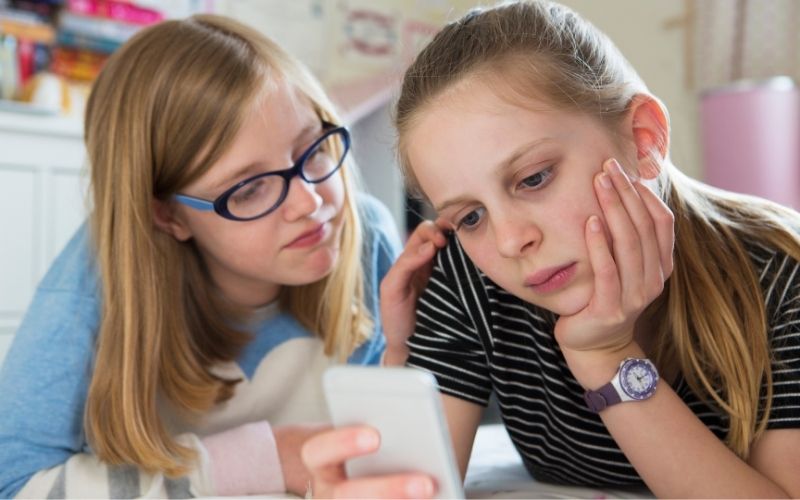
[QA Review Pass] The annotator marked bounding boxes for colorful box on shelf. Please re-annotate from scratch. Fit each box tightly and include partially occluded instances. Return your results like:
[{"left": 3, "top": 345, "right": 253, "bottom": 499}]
[
  {"left": 67, "top": 0, "right": 164, "bottom": 25},
  {"left": 0, "top": 16, "right": 56, "bottom": 44}
]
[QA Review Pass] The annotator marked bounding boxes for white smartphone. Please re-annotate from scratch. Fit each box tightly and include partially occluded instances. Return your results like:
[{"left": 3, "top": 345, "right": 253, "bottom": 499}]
[{"left": 323, "top": 366, "right": 464, "bottom": 499}]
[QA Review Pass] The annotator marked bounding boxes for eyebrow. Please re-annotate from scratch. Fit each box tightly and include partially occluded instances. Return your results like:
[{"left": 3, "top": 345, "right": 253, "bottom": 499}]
[
  {"left": 210, "top": 121, "right": 322, "bottom": 192},
  {"left": 433, "top": 137, "right": 554, "bottom": 213}
]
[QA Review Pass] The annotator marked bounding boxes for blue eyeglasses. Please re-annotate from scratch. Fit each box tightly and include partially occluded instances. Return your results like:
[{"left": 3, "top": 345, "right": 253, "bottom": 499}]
[{"left": 174, "top": 122, "right": 350, "bottom": 221}]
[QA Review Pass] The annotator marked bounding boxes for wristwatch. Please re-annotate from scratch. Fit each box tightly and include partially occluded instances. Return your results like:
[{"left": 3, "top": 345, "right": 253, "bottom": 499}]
[{"left": 583, "top": 357, "right": 659, "bottom": 413}]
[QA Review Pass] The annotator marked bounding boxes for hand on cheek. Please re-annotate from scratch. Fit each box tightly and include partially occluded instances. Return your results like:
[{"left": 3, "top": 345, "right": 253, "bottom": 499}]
[
  {"left": 301, "top": 425, "right": 436, "bottom": 499},
  {"left": 380, "top": 219, "right": 450, "bottom": 365},
  {"left": 554, "top": 158, "right": 674, "bottom": 363}
]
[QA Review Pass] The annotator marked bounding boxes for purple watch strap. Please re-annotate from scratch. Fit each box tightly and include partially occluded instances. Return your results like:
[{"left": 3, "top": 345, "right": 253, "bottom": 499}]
[{"left": 584, "top": 382, "right": 621, "bottom": 412}]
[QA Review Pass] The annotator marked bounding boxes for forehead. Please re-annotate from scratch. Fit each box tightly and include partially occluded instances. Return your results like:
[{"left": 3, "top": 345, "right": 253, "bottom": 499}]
[
  {"left": 249, "top": 78, "right": 318, "bottom": 128},
  {"left": 190, "top": 81, "right": 320, "bottom": 189},
  {"left": 405, "top": 77, "right": 589, "bottom": 201}
]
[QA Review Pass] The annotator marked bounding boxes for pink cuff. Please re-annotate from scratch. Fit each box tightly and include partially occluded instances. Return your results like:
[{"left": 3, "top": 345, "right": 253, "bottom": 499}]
[{"left": 202, "top": 421, "right": 286, "bottom": 495}]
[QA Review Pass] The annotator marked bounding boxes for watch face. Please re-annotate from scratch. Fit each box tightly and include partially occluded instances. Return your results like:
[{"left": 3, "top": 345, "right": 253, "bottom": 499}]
[{"left": 619, "top": 359, "right": 658, "bottom": 400}]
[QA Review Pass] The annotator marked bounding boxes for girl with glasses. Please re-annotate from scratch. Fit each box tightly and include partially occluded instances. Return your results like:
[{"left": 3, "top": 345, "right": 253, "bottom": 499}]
[
  {"left": 0, "top": 14, "right": 406, "bottom": 498},
  {"left": 304, "top": 1, "right": 800, "bottom": 497}
]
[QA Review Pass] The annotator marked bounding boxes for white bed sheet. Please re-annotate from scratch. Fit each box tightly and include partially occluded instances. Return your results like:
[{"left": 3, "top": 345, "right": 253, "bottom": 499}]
[{"left": 465, "top": 424, "right": 653, "bottom": 499}]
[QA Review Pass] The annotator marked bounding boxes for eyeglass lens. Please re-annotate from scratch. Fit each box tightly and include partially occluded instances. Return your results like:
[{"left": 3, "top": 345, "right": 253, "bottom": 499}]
[{"left": 225, "top": 130, "right": 345, "bottom": 219}]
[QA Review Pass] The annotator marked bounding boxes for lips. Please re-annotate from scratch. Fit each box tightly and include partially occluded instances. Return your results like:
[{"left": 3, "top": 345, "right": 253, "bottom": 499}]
[
  {"left": 524, "top": 262, "right": 576, "bottom": 287},
  {"left": 286, "top": 223, "right": 326, "bottom": 248}
]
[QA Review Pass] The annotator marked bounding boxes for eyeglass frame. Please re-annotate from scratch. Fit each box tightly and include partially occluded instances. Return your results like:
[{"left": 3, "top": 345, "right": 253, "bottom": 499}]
[{"left": 173, "top": 121, "right": 350, "bottom": 222}]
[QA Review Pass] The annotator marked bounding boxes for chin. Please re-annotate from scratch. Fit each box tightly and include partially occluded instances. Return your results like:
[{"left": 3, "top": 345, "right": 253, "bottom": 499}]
[
  {"left": 546, "top": 299, "right": 588, "bottom": 317},
  {"left": 298, "top": 247, "right": 340, "bottom": 285},
  {"left": 549, "top": 287, "right": 592, "bottom": 316},
  {"left": 516, "top": 284, "right": 592, "bottom": 317}
]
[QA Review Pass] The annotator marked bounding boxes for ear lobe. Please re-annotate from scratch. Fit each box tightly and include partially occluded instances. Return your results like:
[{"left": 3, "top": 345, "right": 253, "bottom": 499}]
[
  {"left": 152, "top": 199, "right": 193, "bottom": 242},
  {"left": 629, "top": 94, "right": 670, "bottom": 180}
]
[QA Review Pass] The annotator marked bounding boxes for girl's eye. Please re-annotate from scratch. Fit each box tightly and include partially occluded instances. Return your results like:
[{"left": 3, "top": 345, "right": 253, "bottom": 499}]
[
  {"left": 457, "top": 207, "right": 485, "bottom": 231},
  {"left": 231, "top": 179, "right": 264, "bottom": 204},
  {"left": 519, "top": 167, "right": 554, "bottom": 190}
]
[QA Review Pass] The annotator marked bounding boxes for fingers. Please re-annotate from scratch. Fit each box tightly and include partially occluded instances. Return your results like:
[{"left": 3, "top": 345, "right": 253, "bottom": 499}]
[
  {"left": 433, "top": 216, "right": 454, "bottom": 233},
  {"left": 607, "top": 159, "right": 663, "bottom": 299},
  {"left": 380, "top": 220, "right": 449, "bottom": 301},
  {"left": 595, "top": 159, "right": 672, "bottom": 307},
  {"left": 594, "top": 160, "right": 644, "bottom": 302},
  {"left": 407, "top": 220, "right": 448, "bottom": 248},
  {"left": 634, "top": 181, "right": 675, "bottom": 278},
  {"left": 301, "top": 426, "right": 379, "bottom": 484},
  {"left": 301, "top": 426, "right": 436, "bottom": 499},
  {"left": 332, "top": 474, "right": 436, "bottom": 499},
  {"left": 584, "top": 215, "right": 621, "bottom": 314}
]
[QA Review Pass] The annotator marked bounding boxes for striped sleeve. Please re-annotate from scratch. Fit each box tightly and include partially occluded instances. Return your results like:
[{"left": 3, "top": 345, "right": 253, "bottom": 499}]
[
  {"left": 761, "top": 252, "right": 800, "bottom": 428},
  {"left": 14, "top": 434, "right": 213, "bottom": 499},
  {"left": 406, "top": 237, "right": 493, "bottom": 406},
  {"left": 13, "top": 423, "right": 287, "bottom": 499}
]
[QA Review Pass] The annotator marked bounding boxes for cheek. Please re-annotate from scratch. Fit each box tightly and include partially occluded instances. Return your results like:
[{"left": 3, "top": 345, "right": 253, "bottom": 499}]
[
  {"left": 565, "top": 198, "right": 600, "bottom": 236},
  {"left": 457, "top": 237, "right": 499, "bottom": 279},
  {"left": 553, "top": 174, "right": 607, "bottom": 243},
  {"left": 577, "top": 191, "right": 615, "bottom": 247},
  {"left": 323, "top": 173, "right": 345, "bottom": 207},
  {"left": 537, "top": 185, "right": 599, "bottom": 249},
  {"left": 200, "top": 217, "right": 283, "bottom": 264}
]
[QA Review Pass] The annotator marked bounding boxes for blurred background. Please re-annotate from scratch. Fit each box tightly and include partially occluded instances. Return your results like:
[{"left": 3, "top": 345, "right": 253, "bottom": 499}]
[{"left": 1, "top": 0, "right": 799, "bottom": 365}]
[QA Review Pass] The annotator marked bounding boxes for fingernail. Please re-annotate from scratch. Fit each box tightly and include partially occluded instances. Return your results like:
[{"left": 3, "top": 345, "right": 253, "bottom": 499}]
[
  {"left": 406, "top": 477, "right": 434, "bottom": 498},
  {"left": 355, "top": 430, "right": 379, "bottom": 451},
  {"left": 606, "top": 158, "right": 622, "bottom": 173},
  {"left": 588, "top": 216, "right": 602, "bottom": 233},
  {"left": 418, "top": 241, "right": 433, "bottom": 254},
  {"left": 597, "top": 173, "right": 612, "bottom": 189}
]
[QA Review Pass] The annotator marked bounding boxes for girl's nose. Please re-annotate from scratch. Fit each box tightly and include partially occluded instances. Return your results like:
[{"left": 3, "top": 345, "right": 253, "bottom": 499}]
[
  {"left": 494, "top": 213, "right": 541, "bottom": 258},
  {"left": 281, "top": 176, "right": 323, "bottom": 221}
]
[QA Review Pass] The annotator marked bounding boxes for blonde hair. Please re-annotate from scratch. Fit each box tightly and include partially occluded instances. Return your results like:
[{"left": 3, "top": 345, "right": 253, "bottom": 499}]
[
  {"left": 85, "top": 14, "right": 371, "bottom": 475},
  {"left": 396, "top": 0, "right": 800, "bottom": 459}
]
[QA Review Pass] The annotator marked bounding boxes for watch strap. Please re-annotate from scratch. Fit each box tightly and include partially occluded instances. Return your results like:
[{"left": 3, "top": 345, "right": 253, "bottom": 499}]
[{"left": 583, "top": 381, "right": 622, "bottom": 413}]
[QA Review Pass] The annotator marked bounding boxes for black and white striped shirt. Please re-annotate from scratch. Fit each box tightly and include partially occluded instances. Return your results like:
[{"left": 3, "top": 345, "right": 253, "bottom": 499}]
[{"left": 406, "top": 236, "right": 800, "bottom": 486}]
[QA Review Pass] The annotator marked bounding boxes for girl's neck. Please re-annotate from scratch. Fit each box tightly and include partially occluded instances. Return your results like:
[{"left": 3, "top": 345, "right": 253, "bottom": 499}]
[
  {"left": 251, "top": 299, "right": 281, "bottom": 324},
  {"left": 210, "top": 267, "right": 282, "bottom": 309}
]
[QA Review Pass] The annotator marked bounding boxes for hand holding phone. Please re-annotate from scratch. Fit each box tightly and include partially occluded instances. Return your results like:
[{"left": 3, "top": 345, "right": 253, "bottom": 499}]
[{"left": 322, "top": 366, "right": 464, "bottom": 499}]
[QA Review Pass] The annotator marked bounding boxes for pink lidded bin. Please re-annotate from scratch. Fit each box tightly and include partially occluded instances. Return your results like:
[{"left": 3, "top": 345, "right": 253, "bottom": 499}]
[{"left": 700, "top": 76, "right": 800, "bottom": 209}]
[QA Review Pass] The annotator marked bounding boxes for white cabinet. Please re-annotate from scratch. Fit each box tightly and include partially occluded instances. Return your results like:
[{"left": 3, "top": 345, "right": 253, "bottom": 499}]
[{"left": 0, "top": 110, "right": 88, "bottom": 366}]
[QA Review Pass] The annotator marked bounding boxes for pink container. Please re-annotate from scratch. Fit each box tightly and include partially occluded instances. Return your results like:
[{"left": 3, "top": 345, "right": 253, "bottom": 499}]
[{"left": 700, "top": 77, "right": 800, "bottom": 209}]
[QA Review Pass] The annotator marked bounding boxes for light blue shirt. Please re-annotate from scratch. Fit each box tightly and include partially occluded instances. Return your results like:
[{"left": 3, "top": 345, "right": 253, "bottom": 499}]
[{"left": 0, "top": 194, "right": 402, "bottom": 498}]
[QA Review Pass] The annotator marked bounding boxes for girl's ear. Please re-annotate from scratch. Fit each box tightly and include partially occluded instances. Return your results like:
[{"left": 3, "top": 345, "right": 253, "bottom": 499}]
[
  {"left": 152, "top": 199, "right": 193, "bottom": 242},
  {"left": 627, "top": 94, "right": 670, "bottom": 180}
]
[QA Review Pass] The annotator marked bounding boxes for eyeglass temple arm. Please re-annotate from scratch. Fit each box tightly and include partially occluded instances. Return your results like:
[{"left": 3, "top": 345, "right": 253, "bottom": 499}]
[{"left": 174, "top": 194, "right": 215, "bottom": 211}]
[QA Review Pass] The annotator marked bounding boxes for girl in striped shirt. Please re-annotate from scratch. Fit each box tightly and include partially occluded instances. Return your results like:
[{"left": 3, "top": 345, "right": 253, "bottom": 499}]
[{"left": 304, "top": 1, "right": 800, "bottom": 497}]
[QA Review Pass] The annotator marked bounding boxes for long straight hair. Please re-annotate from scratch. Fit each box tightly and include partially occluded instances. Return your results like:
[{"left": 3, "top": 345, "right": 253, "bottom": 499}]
[
  {"left": 395, "top": 0, "right": 800, "bottom": 459},
  {"left": 85, "top": 15, "right": 371, "bottom": 475}
]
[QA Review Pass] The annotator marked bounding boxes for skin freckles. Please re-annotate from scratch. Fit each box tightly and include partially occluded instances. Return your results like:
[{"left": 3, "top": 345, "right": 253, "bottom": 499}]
[
  {"left": 170, "top": 81, "right": 346, "bottom": 308},
  {"left": 406, "top": 76, "right": 633, "bottom": 316}
]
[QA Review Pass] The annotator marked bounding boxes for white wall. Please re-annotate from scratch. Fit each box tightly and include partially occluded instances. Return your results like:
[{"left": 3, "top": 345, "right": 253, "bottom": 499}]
[
  {"left": 560, "top": 0, "right": 701, "bottom": 180},
  {"left": 350, "top": 103, "right": 406, "bottom": 233}
]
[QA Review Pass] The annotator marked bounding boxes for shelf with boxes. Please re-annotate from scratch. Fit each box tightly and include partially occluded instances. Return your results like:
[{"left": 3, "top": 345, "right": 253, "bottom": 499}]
[{"left": 0, "top": 0, "right": 163, "bottom": 115}]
